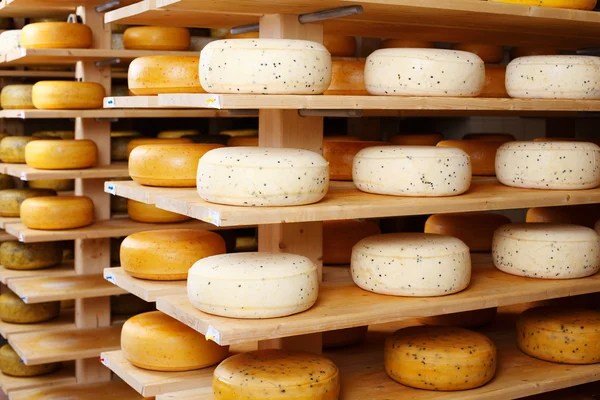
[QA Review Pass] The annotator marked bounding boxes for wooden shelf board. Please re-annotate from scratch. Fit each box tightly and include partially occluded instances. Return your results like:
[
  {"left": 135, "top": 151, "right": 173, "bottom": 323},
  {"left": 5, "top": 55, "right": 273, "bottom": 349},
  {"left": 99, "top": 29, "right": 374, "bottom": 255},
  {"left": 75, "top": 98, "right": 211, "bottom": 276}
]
[
  {"left": 10, "top": 379, "right": 142, "bottom": 400},
  {"left": 0, "top": 0, "right": 139, "bottom": 17},
  {"left": 0, "top": 308, "right": 74, "bottom": 340},
  {"left": 0, "top": 261, "right": 74, "bottom": 284},
  {"left": 0, "top": 109, "right": 250, "bottom": 119},
  {"left": 0, "top": 363, "right": 75, "bottom": 395},
  {"left": 0, "top": 231, "right": 13, "bottom": 242},
  {"left": 0, "top": 216, "right": 19, "bottom": 229},
  {"left": 5, "top": 162, "right": 128, "bottom": 181},
  {"left": 104, "top": 267, "right": 186, "bottom": 302},
  {"left": 0, "top": 69, "right": 128, "bottom": 79},
  {"left": 8, "top": 274, "right": 126, "bottom": 303},
  {"left": 105, "top": 180, "right": 196, "bottom": 204}
]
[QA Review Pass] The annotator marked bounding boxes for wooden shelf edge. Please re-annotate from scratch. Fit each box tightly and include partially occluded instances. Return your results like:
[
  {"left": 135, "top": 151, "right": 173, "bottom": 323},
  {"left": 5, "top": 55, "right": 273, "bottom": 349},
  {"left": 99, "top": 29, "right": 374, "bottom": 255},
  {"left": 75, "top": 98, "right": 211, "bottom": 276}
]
[{"left": 104, "top": 268, "right": 186, "bottom": 303}]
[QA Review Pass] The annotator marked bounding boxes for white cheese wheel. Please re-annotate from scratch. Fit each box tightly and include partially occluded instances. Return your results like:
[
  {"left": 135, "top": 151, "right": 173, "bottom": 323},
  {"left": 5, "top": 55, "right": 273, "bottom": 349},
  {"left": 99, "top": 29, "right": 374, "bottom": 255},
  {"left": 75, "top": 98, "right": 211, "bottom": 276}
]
[
  {"left": 188, "top": 252, "right": 319, "bottom": 318},
  {"left": 351, "top": 233, "right": 471, "bottom": 296},
  {"left": 197, "top": 147, "right": 329, "bottom": 207},
  {"left": 353, "top": 146, "right": 471, "bottom": 197},
  {"left": 506, "top": 56, "right": 600, "bottom": 99},
  {"left": 200, "top": 39, "right": 332, "bottom": 94},
  {"left": 492, "top": 223, "right": 600, "bottom": 279},
  {"left": 364, "top": 49, "right": 485, "bottom": 96},
  {"left": 0, "top": 30, "right": 20, "bottom": 54},
  {"left": 496, "top": 141, "right": 600, "bottom": 190}
]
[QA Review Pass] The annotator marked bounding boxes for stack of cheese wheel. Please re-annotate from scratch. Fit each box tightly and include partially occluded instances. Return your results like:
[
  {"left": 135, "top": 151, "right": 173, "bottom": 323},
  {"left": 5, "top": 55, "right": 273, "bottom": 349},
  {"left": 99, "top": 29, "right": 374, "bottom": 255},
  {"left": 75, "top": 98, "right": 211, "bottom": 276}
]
[
  {"left": 111, "top": 294, "right": 153, "bottom": 315},
  {"left": 29, "top": 179, "right": 74, "bottom": 191},
  {"left": 385, "top": 326, "right": 497, "bottom": 390},
  {"left": 213, "top": 350, "right": 340, "bottom": 399},
  {"left": 323, "top": 140, "right": 387, "bottom": 180},
  {"left": 121, "top": 229, "right": 226, "bottom": 280},
  {"left": 32, "top": 81, "right": 105, "bottom": 109},
  {"left": 20, "top": 196, "right": 94, "bottom": 230},
  {"left": 1, "top": 84, "right": 34, "bottom": 109},
  {"left": 492, "top": 223, "right": 600, "bottom": 279},
  {"left": 489, "top": 0, "right": 596, "bottom": 10},
  {"left": 353, "top": 146, "right": 472, "bottom": 197},
  {"left": 325, "top": 58, "right": 368, "bottom": 95},
  {"left": 126, "top": 137, "right": 193, "bottom": 158},
  {"left": 381, "top": 39, "right": 435, "bottom": 48},
  {"left": 511, "top": 46, "right": 559, "bottom": 60},
  {"left": 452, "top": 43, "right": 507, "bottom": 98},
  {"left": 128, "top": 56, "right": 204, "bottom": 95},
  {"left": 130, "top": 143, "right": 223, "bottom": 187},
  {"left": 364, "top": 49, "right": 485, "bottom": 96},
  {"left": 323, "top": 219, "right": 380, "bottom": 264},
  {"left": 351, "top": 233, "right": 471, "bottom": 296},
  {"left": 419, "top": 308, "right": 498, "bottom": 328},
  {"left": 496, "top": 141, "right": 600, "bottom": 189},
  {"left": 200, "top": 39, "right": 332, "bottom": 94},
  {"left": 0, "top": 30, "right": 22, "bottom": 54},
  {"left": 463, "top": 133, "right": 516, "bottom": 143},
  {"left": 21, "top": 20, "right": 92, "bottom": 48},
  {"left": 127, "top": 199, "right": 191, "bottom": 224},
  {"left": 388, "top": 133, "right": 443, "bottom": 146},
  {"left": 122, "top": 311, "right": 228, "bottom": 371},
  {"left": 437, "top": 139, "right": 504, "bottom": 176},
  {"left": 0, "top": 290, "right": 60, "bottom": 323},
  {"left": 197, "top": 147, "right": 329, "bottom": 206},
  {"left": 111, "top": 131, "right": 141, "bottom": 161},
  {"left": 32, "top": 131, "right": 74, "bottom": 139},
  {"left": 124, "top": 26, "right": 190, "bottom": 50},
  {"left": 0, "top": 188, "right": 56, "bottom": 217},
  {"left": 527, "top": 204, "right": 600, "bottom": 229},
  {"left": 0, "top": 241, "right": 62, "bottom": 270},
  {"left": 517, "top": 306, "right": 600, "bottom": 364},
  {"left": 425, "top": 212, "right": 511, "bottom": 252},
  {"left": 0, "top": 136, "right": 39, "bottom": 163},
  {"left": 189, "top": 252, "right": 319, "bottom": 318},
  {"left": 0, "top": 344, "right": 60, "bottom": 377},
  {"left": 157, "top": 130, "right": 200, "bottom": 139},
  {"left": 25, "top": 140, "right": 97, "bottom": 169}
]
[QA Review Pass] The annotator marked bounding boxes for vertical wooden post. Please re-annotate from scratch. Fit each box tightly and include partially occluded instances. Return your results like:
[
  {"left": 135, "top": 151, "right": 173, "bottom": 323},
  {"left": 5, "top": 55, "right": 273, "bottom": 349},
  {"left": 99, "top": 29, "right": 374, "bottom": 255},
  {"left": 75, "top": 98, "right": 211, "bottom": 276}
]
[{"left": 257, "top": 15, "right": 324, "bottom": 354}]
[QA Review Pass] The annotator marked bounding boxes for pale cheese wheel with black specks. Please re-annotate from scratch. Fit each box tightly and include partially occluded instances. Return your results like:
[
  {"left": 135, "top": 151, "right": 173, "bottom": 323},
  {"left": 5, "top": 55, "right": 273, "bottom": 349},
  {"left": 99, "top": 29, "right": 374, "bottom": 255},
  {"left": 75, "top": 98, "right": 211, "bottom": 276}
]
[{"left": 0, "top": 30, "right": 20, "bottom": 54}]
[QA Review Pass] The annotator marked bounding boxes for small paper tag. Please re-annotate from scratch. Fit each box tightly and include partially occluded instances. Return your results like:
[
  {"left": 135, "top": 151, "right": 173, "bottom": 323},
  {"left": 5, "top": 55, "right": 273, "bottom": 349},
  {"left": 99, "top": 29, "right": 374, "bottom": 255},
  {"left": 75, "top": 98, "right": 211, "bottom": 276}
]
[
  {"left": 205, "top": 325, "right": 221, "bottom": 344},
  {"left": 105, "top": 97, "right": 116, "bottom": 108},
  {"left": 205, "top": 95, "right": 221, "bottom": 109},
  {"left": 105, "top": 274, "right": 115, "bottom": 284},
  {"left": 19, "top": 172, "right": 26, "bottom": 180},
  {"left": 100, "top": 356, "right": 109, "bottom": 367},
  {"left": 106, "top": 184, "right": 116, "bottom": 195}
]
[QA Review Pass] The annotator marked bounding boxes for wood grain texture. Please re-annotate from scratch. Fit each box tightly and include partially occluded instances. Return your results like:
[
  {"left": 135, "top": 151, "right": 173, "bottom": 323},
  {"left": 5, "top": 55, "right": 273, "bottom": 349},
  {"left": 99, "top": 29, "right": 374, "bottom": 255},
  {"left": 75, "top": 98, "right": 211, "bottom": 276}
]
[
  {"left": 10, "top": 380, "right": 142, "bottom": 400},
  {"left": 0, "top": 308, "right": 74, "bottom": 339},
  {"left": 104, "top": 267, "right": 186, "bottom": 302},
  {"left": 5, "top": 163, "right": 128, "bottom": 181},
  {"left": 105, "top": 181, "right": 196, "bottom": 205},
  {"left": 0, "top": 363, "right": 75, "bottom": 395},
  {"left": 0, "top": 109, "right": 246, "bottom": 119}
]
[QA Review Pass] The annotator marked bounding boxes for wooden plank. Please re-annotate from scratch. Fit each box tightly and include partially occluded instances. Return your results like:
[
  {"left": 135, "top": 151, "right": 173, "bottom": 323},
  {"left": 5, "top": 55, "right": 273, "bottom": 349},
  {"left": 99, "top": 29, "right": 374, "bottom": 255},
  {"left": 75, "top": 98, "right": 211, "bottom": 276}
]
[
  {"left": 0, "top": 261, "right": 75, "bottom": 284},
  {"left": 9, "top": 379, "right": 142, "bottom": 400},
  {"left": 0, "top": 109, "right": 250, "bottom": 119},
  {"left": 0, "top": 308, "right": 75, "bottom": 339},
  {"left": 105, "top": 180, "right": 196, "bottom": 204},
  {"left": 8, "top": 274, "right": 125, "bottom": 303},
  {"left": 0, "top": 70, "right": 128, "bottom": 79},
  {"left": 0, "top": 363, "right": 75, "bottom": 395},
  {"left": 5, "top": 163, "right": 128, "bottom": 181},
  {"left": 0, "top": 217, "right": 20, "bottom": 229},
  {"left": 0, "top": 0, "right": 139, "bottom": 17},
  {"left": 104, "top": 267, "right": 186, "bottom": 302},
  {"left": 104, "top": 96, "right": 160, "bottom": 109}
]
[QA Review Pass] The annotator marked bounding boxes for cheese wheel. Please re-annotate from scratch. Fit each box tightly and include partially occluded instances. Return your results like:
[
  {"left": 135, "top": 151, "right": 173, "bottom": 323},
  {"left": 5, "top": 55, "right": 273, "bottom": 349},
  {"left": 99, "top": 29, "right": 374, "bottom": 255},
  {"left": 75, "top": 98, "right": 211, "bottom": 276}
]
[
  {"left": 25, "top": 140, "right": 97, "bottom": 169},
  {"left": 122, "top": 311, "right": 228, "bottom": 371},
  {"left": 425, "top": 212, "right": 511, "bottom": 252},
  {"left": 0, "top": 241, "right": 62, "bottom": 270},
  {"left": 111, "top": 33, "right": 123, "bottom": 50},
  {"left": 1, "top": 84, "right": 34, "bottom": 109},
  {"left": 533, "top": 137, "right": 600, "bottom": 145},
  {"left": 365, "top": 49, "right": 485, "bottom": 96},
  {"left": 496, "top": 141, "right": 600, "bottom": 189},
  {"left": 200, "top": 39, "right": 332, "bottom": 94},
  {"left": 419, "top": 308, "right": 498, "bottom": 328},
  {"left": 437, "top": 139, "right": 502, "bottom": 176},
  {"left": 130, "top": 143, "right": 223, "bottom": 187},
  {"left": 219, "top": 129, "right": 258, "bottom": 138},
  {"left": 0, "top": 344, "right": 60, "bottom": 377},
  {"left": 198, "top": 147, "right": 329, "bottom": 206},
  {"left": 527, "top": 204, "right": 600, "bottom": 228},
  {"left": 517, "top": 307, "right": 600, "bottom": 364},
  {"left": 124, "top": 26, "right": 190, "bottom": 50},
  {"left": 323, "top": 326, "right": 368, "bottom": 348},
  {"left": 506, "top": 56, "right": 600, "bottom": 99},
  {"left": 381, "top": 39, "right": 435, "bottom": 48},
  {"left": 213, "top": 350, "right": 340, "bottom": 399},
  {"left": 20, "top": 196, "right": 94, "bottom": 230},
  {"left": 324, "top": 140, "right": 387, "bottom": 181},
  {"left": 388, "top": 133, "right": 443, "bottom": 146},
  {"left": 452, "top": 43, "right": 504, "bottom": 64},
  {"left": 323, "top": 34, "right": 356, "bottom": 57},
  {"left": 32, "top": 131, "right": 75, "bottom": 140},
  {"left": 126, "top": 138, "right": 193, "bottom": 158},
  {"left": 323, "top": 219, "right": 381, "bottom": 265},
  {"left": 0, "top": 136, "right": 39, "bottom": 163},
  {"left": 128, "top": 56, "right": 204, "bottom": 96},
  {"left": 127, "top": 199, "right": 191, "bottom": 224},
  {"left": 121, "top": 229, "right": 226, "bottom": 280},
  {"left": 157, "top": 130, "right": 200, "bottom": 139},
  {"left": 0, "top": 188, "right": 56, "bottom": 217},
  {"left": 227, "top": 136, "right": 258, "bottom": 147},
  {"left": 21, "top": 22, "right": 92, "bottom": 48},
  {"left": 352, "top": 233, "right": 471, "bottom": 296},
  {"left": 188, "top": 252, "right": 319, "bottom": 318},
  {"left": 481, "top": 65, "right": 509, "bottom": 98},
  {"left": 32, "top": 81, "right": 105, "bottom": 109},
  {"left": 324, "top": 59, "right": 368, "bottom": 95},
  {"left": 223, "top": 32, "right": 258, "bottom": 39},
  {"left": 353, "top": 146, "right": 472, "bottom": 197},
  {"left": 489, "top": 0, "right": 596, "bottom": 9},
  {"left": 385, "top": 326, "right": 497, "bottom": 390},
  {"left": 0, "top": 174, "right": 14, "bottom": 190},
  {"left": 511, "top": 46, "right": 560, "bottom": 59},
  {"left": 463, "top": 133, "right": 516, "bottom": 142},
  {"left": 0, "top": 30, "right": 21, "bottom": 54},
  {"left": 0, "top": 290, "right": 60, "bottom": 323},
  {"left": 492, "top": 223, "right": 600, "bottom": 279}
]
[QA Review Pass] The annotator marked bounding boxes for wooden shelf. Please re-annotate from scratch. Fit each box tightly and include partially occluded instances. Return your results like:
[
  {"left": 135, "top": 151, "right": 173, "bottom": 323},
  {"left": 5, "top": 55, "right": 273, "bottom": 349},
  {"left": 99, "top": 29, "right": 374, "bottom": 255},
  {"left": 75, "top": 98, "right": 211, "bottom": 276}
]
[
  {"left": 0, "top": 216, "right": 19, "bottom": 229},
  {"left": 0, "top": 308, "right": 74, "bottom": 339},
  {"left": 0, "top": 261, "right": 74, "bottom": 284},
  {"left": 8, "top": 274, "right": 126, "bottom": 303},
  {"left": 10, "top": 379, "right": 142, "bottom": 400},
  {"left": 106, "top": 181, "right": 196, "bottom": 204},
  {"left": 0, "top": 69, "right": 128, "bottom": 79},
  {"left": 0, "top": 109, "right": 252, "bottom": 119},
  {"left": 104, "top": 267, "right": 186, "bottom": 302},
  {"left": 5, "top": 162, "right": 128, "bottom": 181},
  {"left": 0, "top": 363, "right": 75, "bottom": 395},
  {"left": 0, "top": 0, "right": 139, "bottom": 17}
]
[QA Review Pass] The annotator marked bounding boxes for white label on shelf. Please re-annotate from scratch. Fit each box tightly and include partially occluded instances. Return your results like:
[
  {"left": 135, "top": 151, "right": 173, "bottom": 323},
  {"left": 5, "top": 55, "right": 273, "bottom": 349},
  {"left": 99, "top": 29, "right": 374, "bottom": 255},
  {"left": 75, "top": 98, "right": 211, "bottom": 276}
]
[
  {"left": 204, "top": 210, "right": 221, "bottom": 226},
  {"left": 18, "top": 233, "right": 24, "bottom": 242},
  {"left": 19, "top": 172, "right": 27, "bottom": 180},
  {"left": 100, "top": 355, "right": 109, "bottom": 368},
  {"left": 205, "top": 325, "right": 221, "bottom": 344},
  {"left": 204, "top": 95, "right": 221, "bottom": 109},
  {"left": 20, "top": 296, "right": 27, "bottom": 302},
  {"left": 104, "top": 97, "right": 116, "bottom": 108},
  {"left": 106, "top": 184, "right": 116, "bottom": 195},
  {"left": 104, "top": 273, "right": 115, "bottom": 284}
]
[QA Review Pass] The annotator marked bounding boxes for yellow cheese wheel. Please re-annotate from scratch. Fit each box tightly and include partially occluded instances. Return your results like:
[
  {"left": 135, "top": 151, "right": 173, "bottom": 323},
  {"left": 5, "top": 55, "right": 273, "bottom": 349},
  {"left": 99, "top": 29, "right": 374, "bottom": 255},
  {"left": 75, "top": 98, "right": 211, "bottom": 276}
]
[
  {"left": 130, "top": 143, "right": 224, "bottom": 187},
  {"left": 128, "top": 199, "right": 191, "bottom": 224},
  {"left": 21, "top": 22, "right": 91, "bottom": 49},
  {"left": 25, "top": 140, "right": 97, "bottom": 170},
  {"left": 323, "top": 326, "right": 368, "bottom": 348},
  {"left": 213, "top": 350, "right": 340, "bottom": 399},
  {"left": 111, "top": 294, "right": 153, "bottom": 315},
  {"left": 0, "top": 344, "right": 60, "bottom": 377},
  {"left": 481, "top": 66, "right": 509, "bottom": 98},
  {"left": 128, "top": 56, "right": 204, "bottom": 95},
  {"left": 157, "top": 130, "right": 200, "bottom": 139},
  {"left": 0, "top": 241, "right": 62, "bottom": 270},
  {"left": 526, "top": 204, "right": 600, "bottom": 229},
  {"left": 388, "top": 133, "right": 443, "bottom": 146},
  {"left": 32, "top": 131, "right": 75, "bottom": 140},
  {"left": 1, "top": 84, "right": 34, "bottom": 109},
  {"left": 28, "top": 179, "right": 74, "bottom": 192},
  {"left": 235, "top": 236, "right": 258, "bottom": 252},
  {"left": 0, "top": 174, "right": 14, "bottom": 190},
  {"left": 124, "top": 26, "right": 190, "bottom": 50},
  {"left": 418, "top": 308, "right": 498, "bottom": 328},
  {"left": 126, "top": 138, "right": 193, "bottom": 158},
  {"left": 381, "top": 39, "right": 435, "bottom": 48},
  {"left": 32, "top": 81, "right": 105, "bottom": 110},
  {"left": 122, "top": 311, "right": 228, "bottom": 371},
  {"left": 323, "top": 220, "right": 381, "bottom": 265},
  {"left": 0, "top": 188, "right": 56, "bottom": 217},
  {"left": 463, "top": 133, "right": 516, "bottom": 143},
  {"left": 227, "top": 136, "right": 258, "bottom": 146},
  {"left": 0, "top": 290, "right": 60, "bottom": 323},
  {"left": 424, "top": 212, "right": 511, "bottom": 252},
  {"left": 111, "top": 131, "right": 141, "bottom": 138},
  {"left": 489, "top": 0, "right": 596, "bottom": 9},
  {"left": 120, "top": 229, "right": 226, "bottom": 280},
  {"left": 20, "top": 196, "right": 94, "bottom": 230},
  {"left": 517, "top": 307, "right": 600, "bottom": 364},
  {"left": 385, "top": 326, "right": 497, "bottom": 391},
  {"left": 224, "top": 32, "right": 259, "bottom": 39},
  {"left": 511, "top": 46, "right": 560, "bottom": 59},
  {"left": 323, "top": 34, "right": 356, "bottom": 57},
  {"left": 324, "top": 59, "right": 368, "bottom": 95},
  {"left": 452, "top": 43, "right": 504, "bottom": 64},
  {"left": 437, "top": 139, "right": 503, "bottom": 176},
  {"left": 0, "top": 136, "right": 40, "bottom": 163},
  {"left": 218, "top": 129, "right": 258, "bottom": 138},
  {"left": 324, "top": 140, "right": 387, "bottom": 180}
]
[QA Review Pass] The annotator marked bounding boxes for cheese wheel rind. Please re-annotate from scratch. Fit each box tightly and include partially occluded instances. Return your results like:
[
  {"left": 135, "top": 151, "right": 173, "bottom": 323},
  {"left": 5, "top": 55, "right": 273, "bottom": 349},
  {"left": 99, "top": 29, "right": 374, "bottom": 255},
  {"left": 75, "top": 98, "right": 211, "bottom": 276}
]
[
  {"left": 323, "top": 140, "right": 387, "bottom": 181},
  {"left": 489, "top": 0, "right": 596, "bottom": 9},
  {"left": 0, "top": 344, "right": 60, "bottom": 377},
  {"left": 21, "top": 22, "right": 92, "bottom": 49},
  {"left": 481, "top": 66, "right": 508, "bottom": 98},
  {"left": 25, "top": 140, "right": 97, "bottom": 169},
  {"left": 437, "top": 139, "right": 502, "bottom": 176},
  {"left": 0, "top": 136, "right": 38, "bottom": 163},
  {"left": 323, "top": 220, "right": 380, "bottom": 265},
  {"left": 124, "top": 26, "right": 190, "bottom": 51},
  {"left": 128, "top": 56, "right": 205, "bottom": 96},
  {"left": 127, "top": 199, "right": 191, "bottom": 224},
  {"left": 0, "top": 188, "right": 56, "bottom": 217},
  {"left": 126, "top": 138, "right": 193, "bottom": 158},
  {"left": 0, "top": 241, "right": 62, "bottom": 270},
  {"left": 0, "top": 291, "right": 60, "bottom": 323},
  {"left": 323, "top": 34, "right": 356, "bottom": 57},
  {"left": 32, "top": 81, "right": 105, "bottom": 110},
  {"left": 20, "top": 196, "right": 94, "bottom": 230},
  {"left": 1, "top": 84, "right": 34, "bottom": 109},
  {"left": 324, "top": 59, "right": 368, "bottom": 95},
  {"left": 527, "top": 204, "right": 600, "bottom": 228}
]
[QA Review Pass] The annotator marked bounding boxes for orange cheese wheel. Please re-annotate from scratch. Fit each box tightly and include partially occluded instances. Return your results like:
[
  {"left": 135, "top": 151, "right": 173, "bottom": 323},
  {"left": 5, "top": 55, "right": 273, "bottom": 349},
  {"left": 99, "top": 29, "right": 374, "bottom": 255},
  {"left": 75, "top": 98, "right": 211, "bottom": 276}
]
[
  {"left": 526, "top": 204, "right": 600, "bottom": 229},
  {"left": 418, "top": 308, "right": 498, "bottom": 328},
  {"left": 424, "top": 212, "right": 511, "bottom": 252},
  {"left": 157, "top": 130, "right": 200, "bottom": 139},
  {"left": 120, "top": 229, "right": 226, "bottom": 280},
  {"left": 21, "top": 22, "right": 92, "bottom": 49},
  {"left": 227, "top": 136, "right": 258, "bottom": 146},
  {"left": 127, "top": 199, "right": 191, "bottom": 224},
  {"left": 123, "top": 26, "right": 190, "bottom": 50},
  {"left": 324, "top": 59, "right": 368, "bottom": 95},
  {"left": 323, "top": 140, "right": 387, "bottom": 180},
  {"left": 437, "top": 139, "right": 503, "bottom": 176},
  {"left": 1, "top": 85, "right": 34, "bottom": 109},
  {"left": 32, "top": 81, "right": 104, "bottom": 110},
  {"left": 489, "top": 0, "right": 596, "bottom": 10},
  {"left": 129, "top": 143, "right": 224, "bottom": 187},
  {"left": 128, "top": 56, "right": 204, "bottom": 96},
  {"left": 511, "top": 46, "right": 560, "bottom": 59},
  {"left": 381, "top": 39, "right": 435, "bottom": 48},
  {"left": 25, "top": 140, "right": 97, "bottom": 170},
  {"left": 452, "top": 43, "right": 504, "bottom": 64},
  {"left": 224, "top": 32, "right": 259, "bottom": 39},
  {"left": 463, "top": 133, "right": 516, "bottom": 143},
  {"left": 20, "top": 196, "right": 94, "bottom": 230},
  {"left": 323, "top": 34, "right": 356, "bottom": 57},
  {"left": 388, "top": 133, "right": 443, "bottom": 146},
  {"left": 323, "top": 326, "right": 368, "bottom": 348},
  {"left": 323, "top": 219, "right": 380, "bottom": 264},
  {"left": 126, "top": 138, "right": 193, "bottom": 158},
  {"left": 481, "top": 66, "right": 509, "bottom": 98},
  {"left": 0, "top": 189, "right": 56, "bottom": 217}
]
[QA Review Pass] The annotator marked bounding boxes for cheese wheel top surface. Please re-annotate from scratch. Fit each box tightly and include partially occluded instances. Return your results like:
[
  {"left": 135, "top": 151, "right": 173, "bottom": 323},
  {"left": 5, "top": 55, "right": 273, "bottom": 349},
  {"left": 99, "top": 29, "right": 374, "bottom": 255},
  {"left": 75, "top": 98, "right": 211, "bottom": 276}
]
[
  {"left": 495, "top": 223, "right": 599, "bottom": 242},
  {"left": 500, "top": 140, "right": 599, "bottom": 152},
  {"left": 510, "top": 55, "right": 600, "bottom": 67},
  {"left": 206, "top": 38, "right": 328, "bottom": 51},
  {"left": 520, "top": 306, "right": 600, "bottom": 333},
  {"left": 200, "top": 147, "right": 327, "bottom": 168},
  {"left": 354, "top": 232, "right": 469, "bottom": 257},
  {"left": 21, "top": 22, "right": 92, "bottom": 49},
  {"left": 369, "top": 48, "right": 482, "bottom": 63},
  {"left": 355, "top": 145, "right": 467, "bottom": 160}
]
